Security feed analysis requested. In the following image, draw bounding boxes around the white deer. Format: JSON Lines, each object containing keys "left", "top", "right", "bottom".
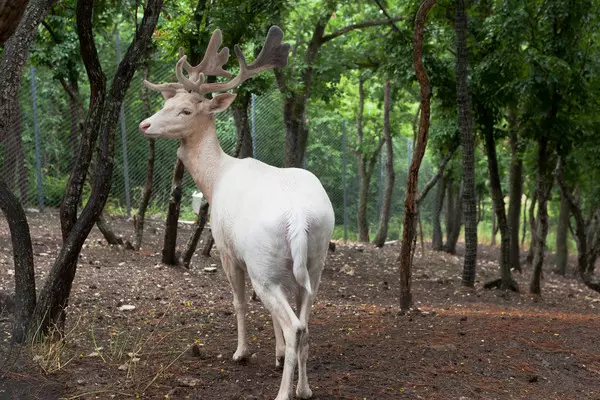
{"left": 139, "top": 27, "right": 334, "bottom": 400}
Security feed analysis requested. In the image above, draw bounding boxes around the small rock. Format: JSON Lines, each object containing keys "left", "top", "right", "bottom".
{"left": 118, "top": 363, "right": 128, "bottom": 371}
{"left": 528, "top": 375, "right": 538, "bottom": 383}
{"left": 177, "top": 377, "right": 201, "bottom": 387}
{"left": 340, "top": 264, "right": 355, "bottom": 276}
{"left": 460, "top": 316, "right": 468, "bottom": 322}
{"left": 204, "top": 267, "right": 217, "bottom": 273}
{"left": 251, "top": 353, "right": 258, "bottom": 359}
{"left": 76, "top": 379, "right": 86, "bottom": 385}
{"left": 118, "top": 305, "right": 135, "bottom": 311}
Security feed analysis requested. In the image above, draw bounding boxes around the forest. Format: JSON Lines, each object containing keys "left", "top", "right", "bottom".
{"left": 1, "top": 0, "right": 600, "bottom": 399}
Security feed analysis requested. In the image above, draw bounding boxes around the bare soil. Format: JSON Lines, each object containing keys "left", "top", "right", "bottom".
{"left": 0, "top": 212, "right": 599, "bottom": 400}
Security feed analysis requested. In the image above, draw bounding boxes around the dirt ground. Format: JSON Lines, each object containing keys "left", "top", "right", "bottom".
{"left": 0, "top": 211, "right": 599, "bottom": 400}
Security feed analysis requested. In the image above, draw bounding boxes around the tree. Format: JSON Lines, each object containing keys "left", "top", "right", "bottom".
{"left": 0, "top": 0, "right": 57, "bottom": 342}
{"left": 455, "top": 0, "right": 477, "bottom": 287}
{"left": 275, "top": 2, "right": 403, "bottom": 167}
{"left": 398, "top": 0, "right": 436, "bottom": 312}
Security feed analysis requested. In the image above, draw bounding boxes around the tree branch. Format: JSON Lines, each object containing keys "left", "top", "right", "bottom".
{"left": 372, "top": 0, "right": 402, "bottom": 34}
{"left": 321, "top": 17, "right": 404, "bottom": 43}
{"left": 417, "top": 143, "right": 458, "bottom": 204}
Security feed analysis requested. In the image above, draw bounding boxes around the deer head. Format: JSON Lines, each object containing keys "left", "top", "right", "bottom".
{"left": 139, "top": 26, "right": 290, "bottom": 140}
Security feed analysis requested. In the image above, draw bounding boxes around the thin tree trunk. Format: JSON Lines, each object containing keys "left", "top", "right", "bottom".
{"left": 398, "top": 0, "right": 437, "bottom": 311}
{"left": 180, "top": 200, "right": 210, "bottom": 268}
{"left": 530, "top": 137, "right": 550, "bottom": 295}
{"left": 356, "top": 78, "right": 370, "bottom": 243}
{"left": 231, "top": 92, "right": 253, "bottom": 159}
{"left": 444, "top": 177, "right": 455, "bottom": 248}
{"left": 508, "top": 125, "right": 523, "bottom": 272}
{"left": 554, "top": 189, "right": 570, "bottom": 275}
{"left": 444, "top": 181, "right": 463, "bottom": 254}
{"left": 0, "top": 180, "right": 36, "bottom": 343}
{"left": 521, "top": 195, "right": 528, "bottom": 248}
{"left": 373, "top": 80, "right": 394, "bottom": 247}
{"left": 432, "top": 174, "right": 446, "bottom": 251}
{"left": 202, "top": 234, "right": 214, "bottom": 257}
{"left": 481, "top": 109, "right": 517, "bottom": 291}
{"left": 162, "top": 159, "right": 185, "bottom": 265}
{"left": 526, "top": 190, "right": 537, "bottom": 264}
{"left": 133, "top": 59, "right": 156, "bottom": 251}
{"left": 491, "top": 210, "right": 497, "bottom": 246}
{"left": 456, "top": 0, "right": 478, "bottom": 287}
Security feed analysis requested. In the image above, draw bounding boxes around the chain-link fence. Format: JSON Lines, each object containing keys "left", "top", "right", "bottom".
{"left": 3, "top": 52, "right": 439, "bottom": 242}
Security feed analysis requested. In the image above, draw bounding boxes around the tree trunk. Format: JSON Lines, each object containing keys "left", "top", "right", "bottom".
{"left": 555, "top": 157, "right": 600, "bottom": 293}
{"left": 133, "top": 60, "right": 156, "bottom": 251}
{"left": 526, "top": 190, "right": 537, "bottom": 264}
{"left": 508, "top": 126, "right": 523, "bottom": 272}
{"left": 432, "top": 174, "right": 446, "bottom": 251}
{"left": 0, "top": 0, "right": 56, "bottom": 340}
{"left": 444, "top": 180, "right": 463, "bottom": 254}
{"left": 521, "top": 196, "right": 528, "bottom": 248}
{"left": 0, "top": 180, "right": 36, "bottom": 343}
{"left": 202, "top": 234, "right": 214, "bottom": 257}
{"left": 162, "top": 159, "right": 185, "bottom": 265}
{"left": 232, "top": 92, "right": 253, "bottom": 159}
{"left": 530, "top": 137, "right": 550, "bottom": 295}
{"left": 398, "top": 0, "right": 437, "bottom": 311}
{"left": 554, "top": 188, "right": 570, "bottom": 275}
{"left": 490, "top": 210, "right": 497, "bottom": 246}
{"left": 181, "top": 200, "right": 210, "bottom": 268}
{"left": 33, "top": 0, "right": 163, "bottom": 333}
{"left": 0, "top": 0, "right": 56, "bottom": 190}
{"left": 481, "top": 109, "right": 517, "bottom": 291}
{"left": 455, "top": 0, "right": 477, "bottom": 287}
{"left": 373, "top": 80, "right": 394, "bottom": 247}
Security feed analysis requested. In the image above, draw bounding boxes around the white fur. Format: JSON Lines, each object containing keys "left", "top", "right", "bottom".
{"left": 140, "top": 91, "right": 334, "bottom": 400}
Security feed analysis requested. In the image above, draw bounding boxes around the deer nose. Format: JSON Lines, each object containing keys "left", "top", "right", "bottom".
{"left": 139, "top": 121, "right": 151, "bottom": 132}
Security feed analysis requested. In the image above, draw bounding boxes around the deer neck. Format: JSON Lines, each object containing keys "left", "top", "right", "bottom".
{"left": 177, "top": 119, "right": 228, "bottom": 203}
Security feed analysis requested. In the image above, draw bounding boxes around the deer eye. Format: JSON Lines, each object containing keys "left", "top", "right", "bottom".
{"left": 179, "top": 109, "right": 192, "bottom": 116}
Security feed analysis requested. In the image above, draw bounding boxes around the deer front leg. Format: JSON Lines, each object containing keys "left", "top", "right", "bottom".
{"left": 222, "top": 255, "right": 249, "bottom": 362}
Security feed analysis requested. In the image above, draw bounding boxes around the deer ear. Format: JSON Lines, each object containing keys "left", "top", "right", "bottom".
{"left": 161, "top": 90, "right": 178, "bottom": 100}
{"left": 208, "top": 93, "right": 236, "bottom": 113}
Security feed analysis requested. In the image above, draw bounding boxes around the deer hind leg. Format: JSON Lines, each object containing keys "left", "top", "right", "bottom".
{"left": 254, "top": 284, "right": 303, "bottom": 400}
{"left": 295, "top": 257, "right": 324, "bottom": 399}
{"left": 221, "top": 255, "right": 249, "bottom": 362}
{"left": 273, "top": 316, "right": 286, "bottom": 369}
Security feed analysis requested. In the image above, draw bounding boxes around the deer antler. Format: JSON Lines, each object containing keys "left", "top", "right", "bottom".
{"left": 182, "top": 29, "right": 233, "bottom": 80}
{"left": 146, "top": 26, "right": 290, "bottom": 97}
{"left": 194, "top": 25, "right": 290, "bottom": 95}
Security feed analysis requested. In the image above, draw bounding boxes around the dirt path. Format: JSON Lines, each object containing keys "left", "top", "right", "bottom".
{"left": 1, "top": 212, "right": 599, "bottom": 399}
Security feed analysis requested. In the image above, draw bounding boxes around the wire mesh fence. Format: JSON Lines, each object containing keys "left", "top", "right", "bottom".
{"left": 3, "top": 53, "right": 439, "bottom": 242}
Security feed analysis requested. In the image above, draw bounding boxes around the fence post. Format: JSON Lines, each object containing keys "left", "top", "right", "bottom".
{"left": 250, "top": 93, "right": 256, "bottom": 158}
{"left": 342, "top": 119, "right": 348, "bottom": 242}
{"left": 116, "top": 29, "right": 132, "bottom": 217}
{"left": 30, "top": 66, "right": 44, "bottom": 211}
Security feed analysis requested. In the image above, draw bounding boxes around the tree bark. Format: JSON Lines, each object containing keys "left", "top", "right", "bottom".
{"left": 133, "top": 59, "right": 156, "bottom": 251}
{"left": 232, "top": 92, "right": 253, "bottom": 159}
{"left": 33, "top": 0, "right": 163, "bottom": 332}
{"left": 521, "top": 196, "right": 528, "bottom": 248}
{"left": 181, "top": 201, "right": 210, "bottom": 268}
{"left": 508, "top": 125, "right": 523, "bottom": 272}
{"left": 526, "top": 189, "right": 537, "bottom": 264}
{"left": 162, "top": 159, "right": 185, "bottom": 265}
{"left": 455, "top": 0, "right": 478, "bottom": 287}
{"left": 373, "top": 80, "right": 394, "bottom": 247}
{"left": 0, "top": 0, "right": 57, "bottom": 167}
{"left": 432, "top": 174, "right": 446, "bottom": 251}
{"left": 0, "top": 180, "right": 36, "bottom": 343}
{"left": 554, "top": 188, "right": 570, "bottom": 275}
{"left": 398, "top": 0, "right": 436, "bottom": 312}
{"left": 444, "top": 180, "right": 463, "bottom": 254}
{"left": 530, "top": 137, "right": 550, "bottom": 295}
{"left": 481, "top": 108, "right": 517, "bottom": 291}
